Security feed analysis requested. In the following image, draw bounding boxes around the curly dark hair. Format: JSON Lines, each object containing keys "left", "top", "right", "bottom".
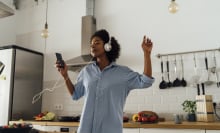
{"left": 91, "top": 29, "right": 120, "bottom": 62}
{"left": 106, "top": 37, "right": 120, "bottom": 62}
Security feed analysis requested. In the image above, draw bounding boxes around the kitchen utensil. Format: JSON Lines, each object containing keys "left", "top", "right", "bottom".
{"left": 204, "top": 52, "right": 214, "bottom": 86}
{"left": 197, "top": 84, "right": 200, "bottom": 95}
{"left": 173, "top": 56, "right": 181, "bottom": 87}
{"left": 180, "top": 55, "right": 187, "bottom": 87}
{"left": 211, "top": 51, "right": 220, "bottom": 87}
{"left": 201, "top": 83, "right": 205, "bottom": 95}
{"left": 190, "top": 53, "right": 200, "bottom": 87}
{"left": 159, "top": 57, "right": 168, "bottom": 89}
{"left": 166, "top": 57, "right": 173, "bottom": 87}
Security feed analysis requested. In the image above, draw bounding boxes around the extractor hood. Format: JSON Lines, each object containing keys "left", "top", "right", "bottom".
{"left": 0, "top": 1, "right": 14, "bottom": 18}
{"left": 65, "top": 15, "right": 96, "bottom": 72}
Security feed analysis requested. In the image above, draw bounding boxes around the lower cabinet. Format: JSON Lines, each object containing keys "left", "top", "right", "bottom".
{"left": 123, "top": 128, "right": 139, "bottom": 133}
{"left": 33, "top": 125, "right": 77, "bottom": 133}
{"left": 139, "top": 128, "right": 205, "bottom": 133}
{"left": 206, "top": 130, "right": 220, "bottom": 133}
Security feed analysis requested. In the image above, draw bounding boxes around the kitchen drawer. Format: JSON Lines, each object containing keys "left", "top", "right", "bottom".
{"left": 33, "top": 125, "right": 77, "bottom": 133}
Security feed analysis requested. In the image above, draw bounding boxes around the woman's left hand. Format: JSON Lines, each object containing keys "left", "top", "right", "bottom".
{"left": 142, "top": 35, "right": 153, "bottom": 54}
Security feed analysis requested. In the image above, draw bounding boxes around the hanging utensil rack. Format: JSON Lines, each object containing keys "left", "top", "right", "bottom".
{"left": 156, "top": 47, "right": 220, "bottom": 58}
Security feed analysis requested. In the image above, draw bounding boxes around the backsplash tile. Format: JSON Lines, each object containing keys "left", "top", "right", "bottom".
{"left": 41, "top": 71, "right": 220, "bottom": 121}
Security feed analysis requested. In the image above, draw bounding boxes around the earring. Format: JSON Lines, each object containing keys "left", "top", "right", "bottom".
{"left": 104, "top": 42, "right": 112, "bottom": 52}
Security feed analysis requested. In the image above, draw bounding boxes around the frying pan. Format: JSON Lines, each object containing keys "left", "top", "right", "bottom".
{"left": 159, "top": 57, "right": 168, "bottom": 89}
{"left": 173, "top": 56, "right": 181, "bottom": 87}
{"left": 0, "top": 61, "right": 5, "bottom": 75}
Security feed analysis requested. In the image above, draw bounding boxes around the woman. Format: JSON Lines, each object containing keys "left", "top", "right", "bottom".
{"left": 56, "top": 29, "right": 154, "bottom": 133}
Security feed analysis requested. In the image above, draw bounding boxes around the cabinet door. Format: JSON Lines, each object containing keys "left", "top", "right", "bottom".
{"left": 140, "top": 128, "right": 205, "bottom": 133}
{"left": 206, "top": 130, "right": 220, "bottom": 133}
{"left": 123, "top": 128, "right": 139, "bottom": 133}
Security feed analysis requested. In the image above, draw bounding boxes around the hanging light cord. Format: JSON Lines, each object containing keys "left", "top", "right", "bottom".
{"left": 45, "top": 0, "right": 48, "bottom": 28}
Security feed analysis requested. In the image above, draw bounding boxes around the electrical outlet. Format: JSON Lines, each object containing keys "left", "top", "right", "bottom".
{"left": 54, "top": 104, "right": 63, "bottom": 110}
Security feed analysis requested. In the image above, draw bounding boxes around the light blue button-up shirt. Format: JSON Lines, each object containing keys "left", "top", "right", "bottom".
{"left": 73, "top": 61, "right": 154, "bottom": 133}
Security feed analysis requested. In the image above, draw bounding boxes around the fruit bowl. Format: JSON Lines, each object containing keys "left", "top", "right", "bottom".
{"left": 0, "top": 124, "right": 32, "bottom": 133}
{"left": 0, "top": 127, "right": 32, "bottom": 133}
{"left": 34, "top": 111, "right": 55, "bottom": 121}
{"left": 132, "top": 111, "right": 159, "bottom": 124}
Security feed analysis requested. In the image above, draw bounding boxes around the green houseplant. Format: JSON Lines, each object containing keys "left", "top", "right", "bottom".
{"left": 182, "top": 100, "right": 196, "bottom": 121}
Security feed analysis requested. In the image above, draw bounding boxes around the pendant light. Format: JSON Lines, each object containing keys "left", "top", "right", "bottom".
{"left": 168, "top": 0, "right": 179, "bottom": 14}
{"left": 41, "top": 0, "right": 49, "bottom": 38}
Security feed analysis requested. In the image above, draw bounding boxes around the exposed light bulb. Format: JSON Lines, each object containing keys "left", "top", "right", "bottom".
{"left": 168, "top": 0, "right": 179, "bottom": 14}
{"left": 41, "top": 23, "right": 49, "bottom": 38}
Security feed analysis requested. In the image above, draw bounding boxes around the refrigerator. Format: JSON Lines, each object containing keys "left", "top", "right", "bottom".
{"left": 0, "top": 45, "right": 43, "bottom": 125}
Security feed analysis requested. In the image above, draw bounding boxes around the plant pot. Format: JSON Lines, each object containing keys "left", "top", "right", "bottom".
{"left": 186, "top": 113, "right": 196, "bottom": 122}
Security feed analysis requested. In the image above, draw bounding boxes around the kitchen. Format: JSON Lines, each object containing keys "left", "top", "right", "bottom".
{"left": 0, "top": 0, "right": 220, "bottom": 133}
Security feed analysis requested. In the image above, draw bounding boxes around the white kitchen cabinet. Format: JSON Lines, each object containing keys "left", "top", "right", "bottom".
{"left": 140, "top": 128, "right": 205, "bottom": 133}
{"left": 33, "top": 125, "right": 77, "bottom": 133}
{"left": 123, "top": 128, "right": 139, "bottom": 133}
{"left": 206, "top": 130, "right": 220, "bottom": 133}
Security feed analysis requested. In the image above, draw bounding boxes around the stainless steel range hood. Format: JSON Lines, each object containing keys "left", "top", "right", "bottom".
{"left": 66, "top": 15, "right": 96, "bottom": 72}
{"left": 0, "top": 1, "right": 14, "bottom": 18}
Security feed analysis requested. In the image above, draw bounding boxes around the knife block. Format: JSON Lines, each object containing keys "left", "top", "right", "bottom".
{"left": 196, "top": 95, "right": 215, "bottom": 122}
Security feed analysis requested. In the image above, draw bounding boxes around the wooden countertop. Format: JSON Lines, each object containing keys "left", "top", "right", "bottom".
{"left": 9, "top": 121, "right": 220, "bottom": 130}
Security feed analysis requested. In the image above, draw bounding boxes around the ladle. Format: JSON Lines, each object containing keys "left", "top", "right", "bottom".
{"left": 166, "top": 56, "right": 173, "bottom": 87}
{"left": 190, "top": 53, "right": 200, "bottom": 87}
{"left": 211, "top": 51, "right": 220, "bottom": 87}
{"left": 159, "top": 57, "right": 168, "bottom": 89}
{"left": 180, "top": 55, "right": 187, "bottom": 87}
{"left": 173, "top": 55, "right": 181, "bottom": 87}
{"left": 204, "top": 52, "right": 214, "bottom": 86}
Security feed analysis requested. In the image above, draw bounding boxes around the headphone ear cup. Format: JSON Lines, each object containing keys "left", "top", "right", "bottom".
{"left": 104, "top": 43, "right": 112, "bottom": 52}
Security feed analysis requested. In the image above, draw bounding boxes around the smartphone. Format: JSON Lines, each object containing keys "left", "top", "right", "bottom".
{"left": 55, "top": 53, "right": 65, "bottom": 68}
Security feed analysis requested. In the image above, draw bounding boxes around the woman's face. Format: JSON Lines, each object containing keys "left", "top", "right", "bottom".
{"left": 90, "top": 36, "right": 106, "bottom": 58}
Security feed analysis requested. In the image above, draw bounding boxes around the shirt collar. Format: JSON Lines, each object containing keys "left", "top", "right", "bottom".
{"left": 91, "top": 61, "right": 117, "bottom": 69}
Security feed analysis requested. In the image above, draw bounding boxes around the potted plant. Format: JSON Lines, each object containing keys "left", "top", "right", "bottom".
{"left": 182, "top": 100, "right": 196, "bottom": 121}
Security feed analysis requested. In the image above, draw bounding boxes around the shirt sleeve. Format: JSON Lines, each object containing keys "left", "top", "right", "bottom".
{"left": 72, "top": 70, "right": 85, "bottom": 100}
{"left": 126, "top": 67, "right": 155, "bottom": 91}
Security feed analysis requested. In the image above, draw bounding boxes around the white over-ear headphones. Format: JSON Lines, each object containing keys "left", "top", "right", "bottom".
{"left": 104, "top": 43, "right": 112, "bottom": 52}
{"left": 104, "top": 40, "right": 112, "bottom": 52}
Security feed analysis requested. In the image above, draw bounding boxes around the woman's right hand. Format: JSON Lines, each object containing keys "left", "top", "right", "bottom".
{"left": 56, "top": 61, "right": 69, "bottom": 79}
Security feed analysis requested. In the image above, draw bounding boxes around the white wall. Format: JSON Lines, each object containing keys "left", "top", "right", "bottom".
{"left": 0, "top": 0, "right": 220, "bottom": 120}
{"left": 0, "top": 0, "right": 16, "bottom": 45}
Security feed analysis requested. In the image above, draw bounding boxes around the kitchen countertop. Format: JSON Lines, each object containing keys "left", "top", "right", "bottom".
{"left": 9, "top": 121, "right": 220, "bottom": 130}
